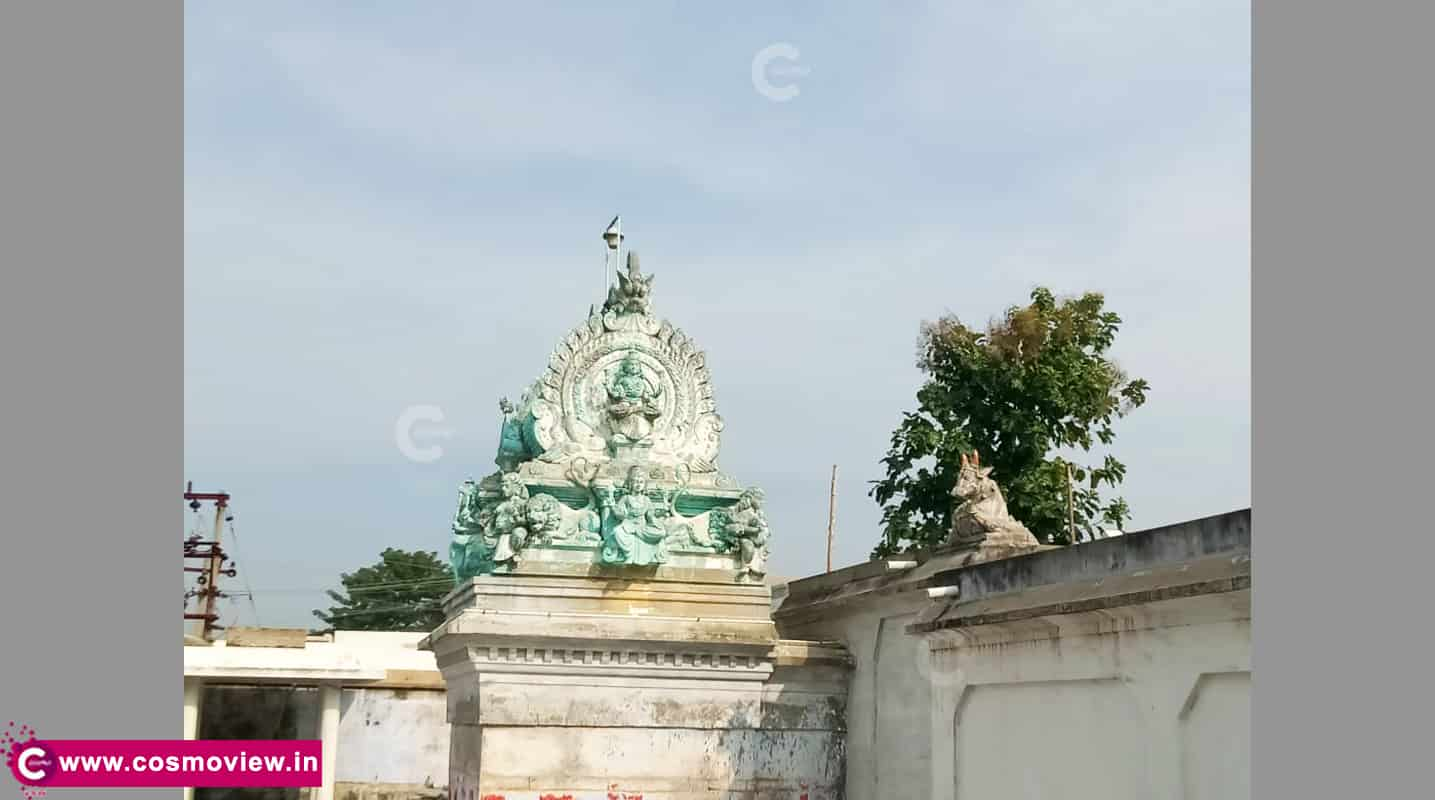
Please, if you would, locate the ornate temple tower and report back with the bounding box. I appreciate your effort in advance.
[446,249,770,585]
[422,235,848,799]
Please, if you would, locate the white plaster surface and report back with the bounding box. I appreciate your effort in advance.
[182,630,436,683]
[1180,671,1251,800]
[956,678,1148,798]
[774,509,1252,800]
[430,572,849,799]
[475,727,844,796]
[185,630,451,799]
[775,596,932,800]
[336,687,450,788]
[924,593,1251,800]
[317,684,340,800]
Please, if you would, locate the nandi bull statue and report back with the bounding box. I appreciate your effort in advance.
[948,450,1041,551]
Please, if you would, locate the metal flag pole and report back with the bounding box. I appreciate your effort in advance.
[826,464,838,572]
[603,215,622,299]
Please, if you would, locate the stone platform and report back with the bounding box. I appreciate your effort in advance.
[422,562,849,800]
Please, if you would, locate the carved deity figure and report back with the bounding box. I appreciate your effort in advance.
[720,488,770,583]
[489,472,532,567]
[598,466,670,566]
[605,351,662,445]
[449,479,486,581]
[495,397,528,472]
[603,251,654,316]
[949,451,1040,548]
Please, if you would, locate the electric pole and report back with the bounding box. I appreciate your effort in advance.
[1065,463,1078,545]
[183,482,234,641]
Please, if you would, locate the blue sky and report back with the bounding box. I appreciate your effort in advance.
[184,0,1250,629]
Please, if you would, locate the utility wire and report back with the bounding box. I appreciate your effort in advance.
[246,579,454,596]
[225,517,261,626]
[315,577,455,594]
[350,551,446,566]
[320,602,442,620]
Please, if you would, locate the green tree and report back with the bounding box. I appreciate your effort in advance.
[312,548,451,632]
[869,287,1149,556]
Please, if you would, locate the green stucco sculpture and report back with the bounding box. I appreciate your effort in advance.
[597,466,670,566]
[606,351,663,447]
[712,488,771,583]
[447,241,772,583]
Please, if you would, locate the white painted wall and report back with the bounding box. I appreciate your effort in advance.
[776,595,933,800]
[925,592,1251,800]
[777,510,1252,800]
[187,630,451,798]
[336,688,449,788]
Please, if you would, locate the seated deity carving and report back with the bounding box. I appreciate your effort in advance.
[598,466,671,566]
[605,351,662,445]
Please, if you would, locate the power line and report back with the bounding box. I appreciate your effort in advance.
[225,517,261,626]
[345,551,446,566]
[345,578,453,592]
[322,578,454,595]
[246,578,455,596]
[318,602,442,620]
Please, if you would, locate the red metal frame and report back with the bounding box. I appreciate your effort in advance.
[184,481,229,508]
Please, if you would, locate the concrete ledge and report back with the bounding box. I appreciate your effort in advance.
[334,781,444,800]
[773,639,852,669]
[445,573,773,619]
[184,631,441,687]
[225,627,308,649]
[429,608,779,653]
[462,559,759,586]
[909,550,1251,634]
[922,508,1250,605]
[367,669,446,691]
[775,509,1250,631]
[426,571,781,660]
[772,559,924,625]
[780,558,920,602]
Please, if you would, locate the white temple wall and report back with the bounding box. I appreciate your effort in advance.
[926,594,1251,800]
[775,509,1251,800]
[334,687,449,796]
[774,597,932,800]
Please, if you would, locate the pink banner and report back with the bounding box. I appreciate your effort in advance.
[6,740,322,788]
